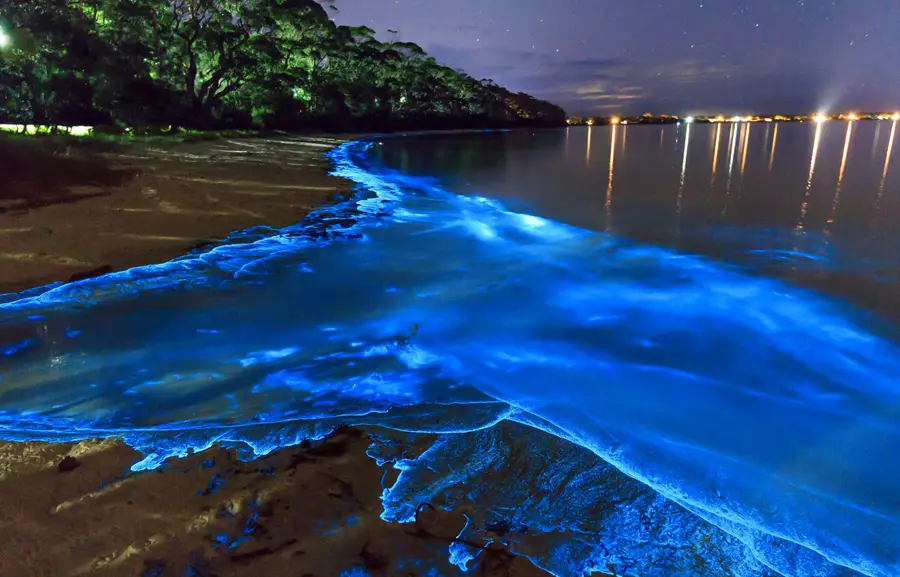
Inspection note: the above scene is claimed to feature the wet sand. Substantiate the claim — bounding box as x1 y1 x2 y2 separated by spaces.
0 135 558 576
0 135 353 294
0 428 550 577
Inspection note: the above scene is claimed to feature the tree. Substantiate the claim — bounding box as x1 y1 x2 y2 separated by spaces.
0 0 567 130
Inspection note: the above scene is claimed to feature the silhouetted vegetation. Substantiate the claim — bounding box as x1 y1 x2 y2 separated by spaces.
0 0 566 132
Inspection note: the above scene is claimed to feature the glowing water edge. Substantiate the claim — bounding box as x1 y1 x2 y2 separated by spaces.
0 136 898 577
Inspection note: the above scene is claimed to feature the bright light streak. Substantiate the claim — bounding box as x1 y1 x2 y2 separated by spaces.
877 120 896 205
808 122 823 182
798 121 823 230
839 121 853 183
884 120 897 179
727 123 738 177
769 123 778 171
712 123 722 178
606 126 617 220
740 123 751 175
678 123 691 218
586 126 592 165
830 121 854 229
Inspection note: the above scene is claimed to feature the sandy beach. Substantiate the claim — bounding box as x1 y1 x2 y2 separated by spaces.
0 135 352 294
0 135 556 577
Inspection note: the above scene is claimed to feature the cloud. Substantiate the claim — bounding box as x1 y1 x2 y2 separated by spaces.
421 44 833 115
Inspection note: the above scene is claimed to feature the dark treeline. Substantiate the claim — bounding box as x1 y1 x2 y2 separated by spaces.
0 0 566 132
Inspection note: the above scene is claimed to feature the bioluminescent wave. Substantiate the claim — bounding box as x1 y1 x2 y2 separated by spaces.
0 137 897 576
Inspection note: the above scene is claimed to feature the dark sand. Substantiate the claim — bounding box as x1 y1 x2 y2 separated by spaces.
0 428 551 577
0 135 352 294
0 136 558 576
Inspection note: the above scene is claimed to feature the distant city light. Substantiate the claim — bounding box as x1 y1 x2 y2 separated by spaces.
893 113 900 122
742 116 753 122
685 116 695 124
714 115 725 122
610 116 621 125
847 113 858 121
730 116 742 122
813 113 828 123
622 120 628 125
0 28 9 48
764 118 773 122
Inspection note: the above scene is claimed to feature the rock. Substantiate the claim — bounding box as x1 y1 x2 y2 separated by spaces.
58 456 81 473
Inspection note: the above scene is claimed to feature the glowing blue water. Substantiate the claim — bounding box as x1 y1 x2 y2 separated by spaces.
0 137 897 576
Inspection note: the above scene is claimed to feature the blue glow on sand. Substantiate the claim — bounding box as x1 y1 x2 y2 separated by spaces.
0 137 897 576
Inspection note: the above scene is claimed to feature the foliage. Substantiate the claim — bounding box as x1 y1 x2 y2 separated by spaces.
0 1 565 131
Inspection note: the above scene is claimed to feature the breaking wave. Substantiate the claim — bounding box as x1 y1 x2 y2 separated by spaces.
0 136 897 576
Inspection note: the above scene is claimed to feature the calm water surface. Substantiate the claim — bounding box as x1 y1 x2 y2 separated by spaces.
374 122 900 320
0 126 898 577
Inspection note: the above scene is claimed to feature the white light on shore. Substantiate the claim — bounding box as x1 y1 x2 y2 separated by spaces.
0 28 9 48
814 113 828 123
685 116 695 124
893 113 900 122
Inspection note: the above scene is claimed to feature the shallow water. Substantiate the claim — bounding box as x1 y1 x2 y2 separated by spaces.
0 126 899 576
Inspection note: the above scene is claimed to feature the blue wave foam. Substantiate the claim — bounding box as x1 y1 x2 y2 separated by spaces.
0 136 895 576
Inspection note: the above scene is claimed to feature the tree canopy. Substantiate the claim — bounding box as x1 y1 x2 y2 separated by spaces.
0 0 566 131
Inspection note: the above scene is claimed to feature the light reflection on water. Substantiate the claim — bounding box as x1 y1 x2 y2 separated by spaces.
0 128 898 576
376 122 900 322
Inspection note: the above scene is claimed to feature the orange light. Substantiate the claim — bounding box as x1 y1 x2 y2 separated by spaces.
610 116 621 125
892 113 900 122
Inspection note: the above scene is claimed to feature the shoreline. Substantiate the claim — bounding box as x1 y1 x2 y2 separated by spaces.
0 426 553 577
0 133 559 576
0 134 357 295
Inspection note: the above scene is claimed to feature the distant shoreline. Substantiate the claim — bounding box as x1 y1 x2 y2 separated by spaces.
567 111 900 126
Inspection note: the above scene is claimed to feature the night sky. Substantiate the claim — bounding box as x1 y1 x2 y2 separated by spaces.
332 0 900 116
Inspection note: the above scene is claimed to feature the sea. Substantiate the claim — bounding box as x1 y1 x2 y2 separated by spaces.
0 122 898 576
